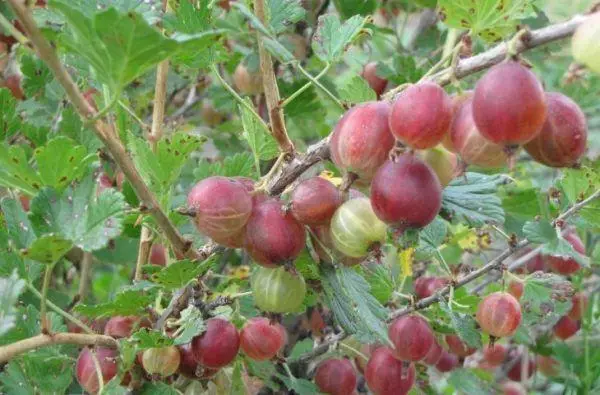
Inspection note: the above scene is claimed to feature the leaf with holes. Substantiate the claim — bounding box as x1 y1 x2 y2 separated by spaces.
20 234 72 265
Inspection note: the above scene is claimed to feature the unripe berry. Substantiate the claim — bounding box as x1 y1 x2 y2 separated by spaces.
314 358 357 395
418 146 458 187
445 335 476 357
310 224 363 266
476 292 522 338
365 347 415 395
251 266 306 313
553 315 580 340
388 315 434 361
370 154 442 230
233 64 263 95
240 317 286 361
545 232 586 275
191 318 240 368
290 177 343 226
572 13 600 74
142 346 181 376
389 82 453 149
76 347 118 394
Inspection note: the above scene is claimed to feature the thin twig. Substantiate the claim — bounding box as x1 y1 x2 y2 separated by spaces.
77 252 93 302
39 263 55 334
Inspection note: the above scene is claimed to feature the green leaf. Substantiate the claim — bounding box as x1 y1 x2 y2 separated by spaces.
151 257 217 290
442 173 507 226
230 360 245 395
173 306 206 346
0 271 26 337
0 351 73 395
439 0 536 42
332 0 377 20
521 272 573 329
0 89 21 141
74 289 155 318
267 0 306 33
294 250 320 281
522 220 555 243
502 187 541 220
560 167 599 204
129 328 174 349
239 101 278 175
29 178 127 251
0 144 43 196
523 221 589 266
20 234 72 265
138 381 181 395
164 0 210 33
370 56 423 86
417 216 448 257
276 374 320 395
34 137 96 192
321 265 389 344
20 55 53 98
51 1 179 93
361 264 394 305
262 37 296 63
338 75 377 105
193 152 256 180
0 198 36 250
448 369 494 395
312 14 366 63
439 300 482 349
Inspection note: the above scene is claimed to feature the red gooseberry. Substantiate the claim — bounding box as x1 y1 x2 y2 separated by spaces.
506 355 536 381
178 343 218 379
240 317 287 361
423 340 444 365
191 318 240 368
483 344 507 366
290 177 343 226
507 281 524 300
445 334 476 357
104 316 151 339
568 293 588 321
414 277 449 299
365 347 416 395
435 349 460 373
314 358 357 395
76 347 118 394
476 292 522 338
149 243 167 266
545 232 586 275
553 315 580 340
388 315 435 361
502 381 527 395
361 62 388 96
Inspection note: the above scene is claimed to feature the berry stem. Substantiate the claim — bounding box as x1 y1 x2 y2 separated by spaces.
281 63 332 108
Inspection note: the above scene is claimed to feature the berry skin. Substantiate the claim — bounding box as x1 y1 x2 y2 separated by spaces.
330 198 387 258
483 344 507 366
245 199 306 267
76 347 118 394
149 243 167 266
472 61 547 146
568 293 588 321
370 154 442 230
507 281 524 300
191 318 240 368
361 62 388 96
418 146 458 187
414 277 449 299
251 266 306 313
445 335 476 357
330 101 395 182
388 315 435 361
553 315 580 340
423 340 444 365
310 224 363 266
537 355 559 377
506 356 535 381
187 177 253 246
233 63 263 95
524 92 587 167
365 347 416 395
290 177 343 226
240 317 287 361
389 82 453 149
178 343 218 379
545 232 586 275
314 358 357 395
435 349 459 372
572 13 600 74
104 316 150 339
476 292 522 338
142 346 181 376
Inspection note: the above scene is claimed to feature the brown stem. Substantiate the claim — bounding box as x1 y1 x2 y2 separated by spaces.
77 252 93 302
254 0 295 156
0 333 118 363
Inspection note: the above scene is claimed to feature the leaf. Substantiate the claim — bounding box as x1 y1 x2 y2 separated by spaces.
442 173 507 226
502 187 541 220
522 220 556 243
239 101 278 175
439 300 482 349
312 14 366 63
33 137 96 192
74 289 155 318
151 257 217 290
321 265 389 344
439 0 536 42
262 37 296 64
338 75 377 105
369 56 424 86
138 382 181 395
163 0 210 33
29 177 127 252
0 271 26 337
0 198 36 250
448 369 494 395
230 360 245 395
0 144 43 196
20 234 72 265
560 167 599 204
173 306 206 346
20 55 53 98
129 328 174 349
0 89 21 141
294 250 320 281
332 0 377 20
275 374 320 395
417 216 448 257
521 272 573 329
267 0 306 33
193 153 256 180
51 1 179 93
0 351 73 395
361 264 394 305
523 221 589 266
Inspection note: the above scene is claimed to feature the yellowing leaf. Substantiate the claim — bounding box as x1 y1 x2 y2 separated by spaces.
398 248 414 278
319 171 343 187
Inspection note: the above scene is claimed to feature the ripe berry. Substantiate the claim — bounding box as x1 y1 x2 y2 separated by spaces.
435 350 459 372
251 266 306 313
388 315 435 361
191 318 240 368
553 315 580 340
442 91 474 152
483 344 507 366
142 346 181 376
290 177 343 226
445 334 476 357
572 13 600 74
240 317 287 361
187 177 253 246
330 198 387 258
330 101 395 182
450 98 509 168
524 92 587 167
414 277 449 299
245 199 305 267
361 62 387 96
389 82 453 149
365 347 416 395
104 316 150 338
310 224 363 266
178 343 218 379
476 292 522 338
545 232 586 275
423 340 444 365
150 243 167 266
506 356 535 381
418 146 458 187
370 154 442 230
568 293 588 321
233 63 263 95
507 281 524 300
76 347 118 394
473 61 547 146
314 358 357 395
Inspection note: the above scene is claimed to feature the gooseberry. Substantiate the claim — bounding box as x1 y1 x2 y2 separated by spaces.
361 62 387 96
445 334 476 357
240 317 287 361
104 316 150 339
545 232 586 275
365 347 416 395
506 355 535 381
507 281 524 300
149 243 167 266
418 146 458 187
191 318 240 368
76 347 118 394
476 292 522 338
483 344 507 366
251 266 306 313
423 340 444 365
142 346 181 376
414 277 449 299
553 315 580 340
568 293 588 321
537 355 559 377
233 63 263 95
310 224 363 266
290 177 343 226
388 315 435 361
572 13 600 74
502 381 527 395
435 350 460 372
314 358 357 395
178 343 218 379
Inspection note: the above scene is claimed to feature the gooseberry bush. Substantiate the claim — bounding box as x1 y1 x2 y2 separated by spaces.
1 1 600 394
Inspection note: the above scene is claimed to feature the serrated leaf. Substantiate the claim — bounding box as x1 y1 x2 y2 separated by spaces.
275 374 320 395
523 221 589 266
0 351 73 395
332 0 377 20
502 187 541 220
194 152 256 181
321 265 389 344
267 0 306 33
294 250 320 281
151 257 217 290
0 144 43 196
439 0 536 42
34 137 96 192
0 89 21 140
138 382 181 395
417 216 448 257
164 0 210 33
439 300 482 349
20 234 72 265
560 167 599 204
521 272 573 328
361 264 394 304
338 75 377 104
373 56 424 86
312 14 366 63
173 306 206 345
448 369 494 395
0 271 26 337
239 100 278 175
20 55 53 98
29 177 126 251
0 198 36 250
442 173 507 226
522 220 556 243
129 328 174 349
74 289 155 318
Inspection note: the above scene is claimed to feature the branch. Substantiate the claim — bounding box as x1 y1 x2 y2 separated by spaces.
254 0 295 156
6 0 200 260
0 333 118 364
